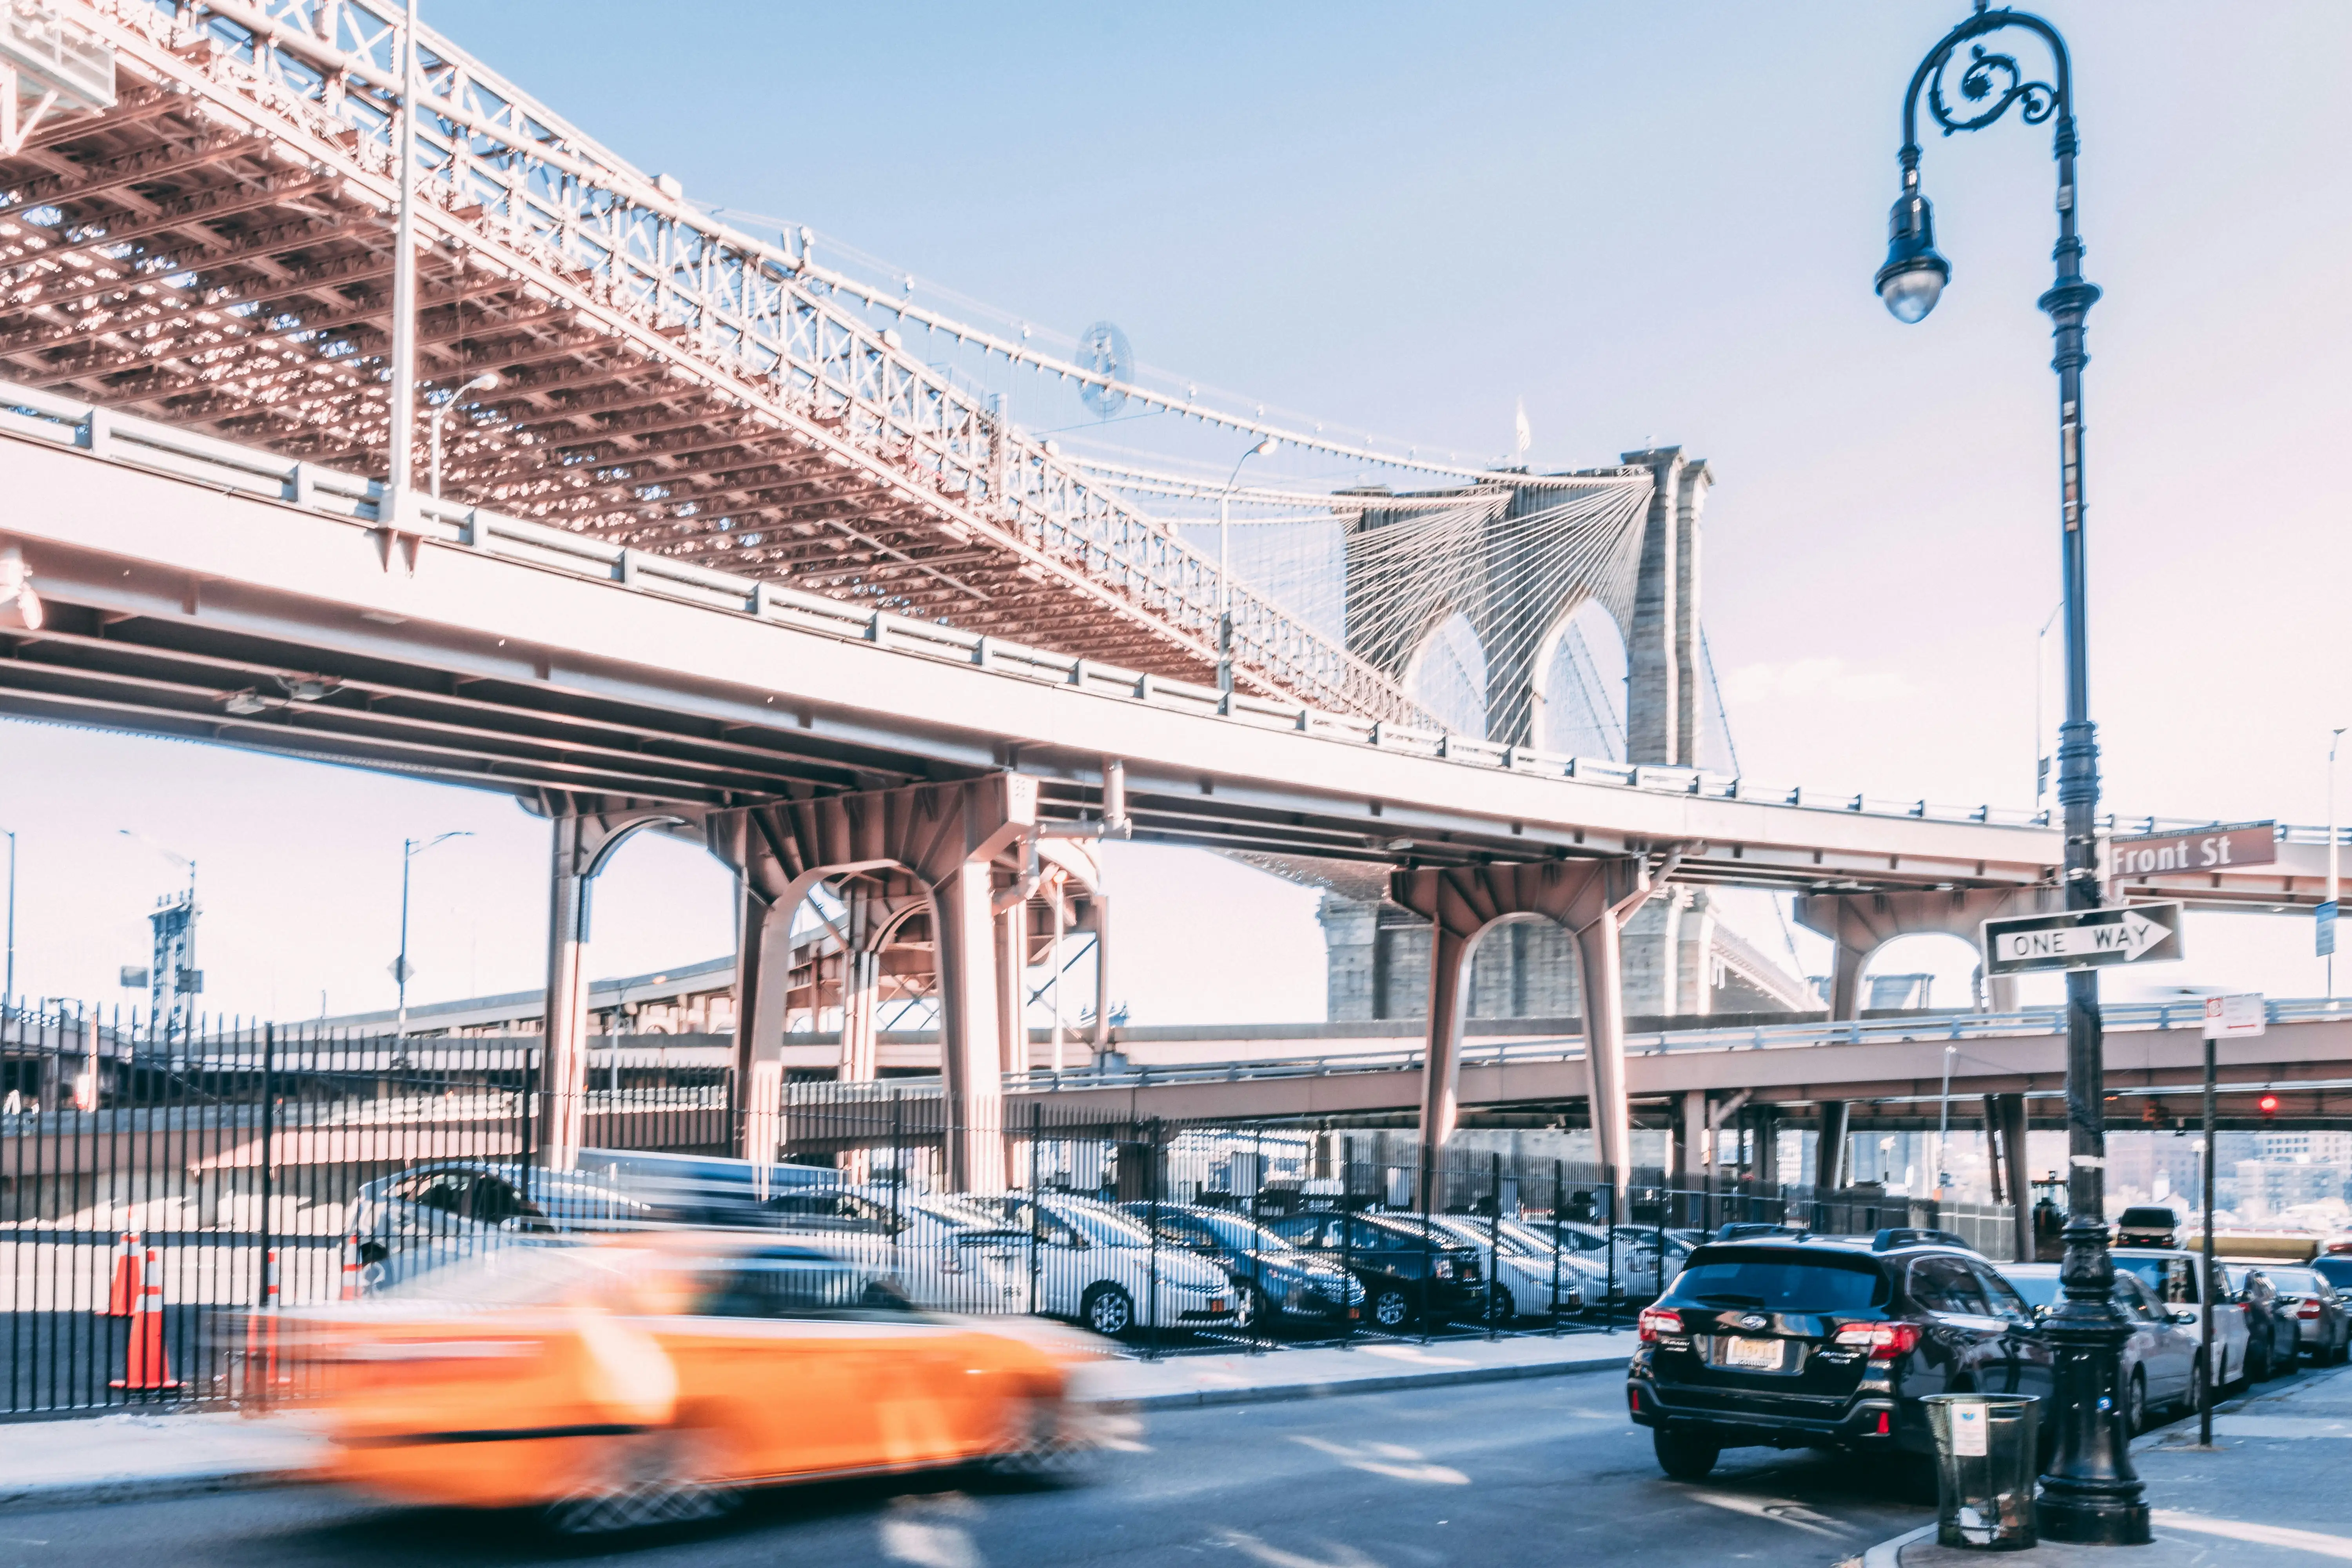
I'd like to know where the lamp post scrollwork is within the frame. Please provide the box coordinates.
[1876,4,2150,1547]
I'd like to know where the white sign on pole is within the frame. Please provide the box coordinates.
[2203,993,2265,1040]
[1981,902,2185,976]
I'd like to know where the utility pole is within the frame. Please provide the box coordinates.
[2,826,15,1009]
[2328,727,2345,997]
[395,832,470,1033]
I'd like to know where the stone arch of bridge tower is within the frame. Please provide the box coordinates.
[1402,610,1491,739]
[1793,887,2067,1023]
[1525,594,1628,758]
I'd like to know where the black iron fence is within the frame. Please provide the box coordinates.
[0,1000,2016,1417]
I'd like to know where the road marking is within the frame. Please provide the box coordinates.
[1682,1488,1849,1538]
[2152,1511,2352,1559]
[2209,1416,2352,1439]
[1289,1434,1468,1485]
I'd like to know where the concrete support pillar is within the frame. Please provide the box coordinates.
[542,815,591,1174]
[1819,1100,1851,1190]
[935,857,1005,1194]
[1997,1093,2033,1263]
[839,889,880,1084]
[1827,940,1870,1024]
[1091,894,1112,1057]
[1392,857,1653,1225]
[1753,1104,1780,1188]
[1417,923,1474,1211]
[1570,909,1635,1218]
[995,902,1024,1078]
[1677,1091,1706,1193]
[1798,888,2069,1024]
[738,893,795,1172]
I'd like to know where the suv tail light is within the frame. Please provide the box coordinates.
[1834,1321,1924,1361]
[1637,1306,1683,1343]
[2299,1300,2323,1320]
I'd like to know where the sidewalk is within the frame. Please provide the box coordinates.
[0,1330,1633,1512]
[1863,1363,2352,1566]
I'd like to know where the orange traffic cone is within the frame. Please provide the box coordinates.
[111,1247,180,1393]
[98,1231,141,1318]
[338,1234,363,1301]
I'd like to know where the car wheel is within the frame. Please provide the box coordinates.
[2186,1352,2208,1414]
[1370,1286,1412,1332]
[2250,1336,2273,1382]
[985,1396,1093,1486]
[543,1431,737,1537]
[1652,1426,1719,1481]
[1484,1286,1517,1325]
[1082,1283,1134,1338]
[2125,1369,2147,1436]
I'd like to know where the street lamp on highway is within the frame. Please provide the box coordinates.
[1877,5,2148,1545]
[395,832,471,1033]
[1215,435,1279,697]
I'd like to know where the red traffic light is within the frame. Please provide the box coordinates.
[2259,1093,2281,1119]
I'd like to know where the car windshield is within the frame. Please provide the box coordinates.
[1662,1250,1887,1312]
[1045,1202,1154,1248]
[2268,1268,2327,1296]
[2312,1258,2352,1290]
[913,1196,1009,1231]
[2111,1257,2182,1298]
[1163,1209,1302,1255]
[2000,1270,2061,1309]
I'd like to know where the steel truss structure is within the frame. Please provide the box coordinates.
[0,0,1431,720]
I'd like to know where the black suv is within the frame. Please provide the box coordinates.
[1265,1209,1484,1331]
[1627,1229,2053,1481]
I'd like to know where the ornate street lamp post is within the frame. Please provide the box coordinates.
[1875,5,2149,1545]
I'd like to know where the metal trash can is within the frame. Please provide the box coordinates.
[1922,1394,2039,1550]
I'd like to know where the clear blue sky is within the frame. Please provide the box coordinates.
[4,2,2347,1021]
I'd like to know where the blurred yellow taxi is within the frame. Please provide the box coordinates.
[278,1230,1098,1531]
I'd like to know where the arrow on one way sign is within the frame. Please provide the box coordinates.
[1981,902,2185,976]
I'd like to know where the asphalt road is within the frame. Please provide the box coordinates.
[0,1374,1933,1568]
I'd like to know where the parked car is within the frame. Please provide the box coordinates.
[1998,1263,2202,1432]
[283,1230,1097,1532]
[1263,1209,1485,1332]
[1627,1230,2053,1482]
[968,1194,1238,1338]
[2106,1248,2251,1389]
[1421,1215,1594,1321]
[2309,1254,2352,1299]
[348,1161,651,1289]
[2113,1206,2181,1248]
[2256,1265,2352,1365]
[2225,1263,2312,1377]
[1121,1203,1364,1332]
[1521,1220,1668,1297]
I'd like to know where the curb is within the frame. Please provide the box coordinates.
[0,1465,314,1514]
[1860,1523,1933,1567]
[1109,1348,1628,1412]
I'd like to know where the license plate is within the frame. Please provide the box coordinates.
[1723,1336,1784,1370]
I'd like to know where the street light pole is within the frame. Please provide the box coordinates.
[428,371,499,499]
[2,826,15,1009]
[396,832,470,1033]
[1876,6,2148,1545]
[2324,724,2343,992]
[1215,436,1278,698]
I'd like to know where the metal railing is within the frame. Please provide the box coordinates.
[5,372,2294,839]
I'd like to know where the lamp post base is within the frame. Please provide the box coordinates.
[2036,1483,2151,1546]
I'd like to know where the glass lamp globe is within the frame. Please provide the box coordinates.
[1878,263,1948,324]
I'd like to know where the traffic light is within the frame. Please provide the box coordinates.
[2259,1093,2281,1123]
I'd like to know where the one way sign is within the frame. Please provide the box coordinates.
[1981,902,2185,976]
